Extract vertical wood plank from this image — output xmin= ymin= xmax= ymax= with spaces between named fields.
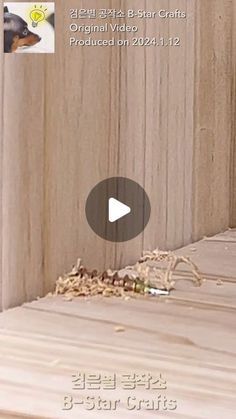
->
xmin=1 ymin=1 xmax=45 ymax=308
xmin=117 ymin=0 xmax=196 ymax=267
xmin=165 ymin=0 xmax=195 ymax=249
xmin=193 ymin=0 xmax=233 ymax=240
xmin=0 ymin=0 xmax=3 ymax=310
xmin=230 ymin=0 xmax=236 ymax=226
xmin=44 ymin=0 xmax=119 ymax=289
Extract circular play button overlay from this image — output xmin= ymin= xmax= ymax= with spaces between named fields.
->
xmin=85 ymin=177 xmax=151 ymax=242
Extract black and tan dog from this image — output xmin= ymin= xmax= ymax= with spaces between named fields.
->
xmin=4 ymin=6 xmax=41 ymax=53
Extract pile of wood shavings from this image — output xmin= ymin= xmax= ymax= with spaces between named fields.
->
xmin=54 ymin=249 xmax=203 ymax=301
xmin=137 ymin=249 xmax=203 ymax=290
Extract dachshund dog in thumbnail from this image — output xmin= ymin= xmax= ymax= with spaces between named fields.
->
xmin=4 ymin=6 xmax=41 ymax=53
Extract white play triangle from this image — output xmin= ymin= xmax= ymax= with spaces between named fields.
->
xmin=108 ymin=198 xmax=131 ymax=223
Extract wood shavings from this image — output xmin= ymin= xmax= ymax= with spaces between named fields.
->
xmin=53 ymin=250 xmax=203 ymax=299
xmin=137 ymin=250 xmax=203 ymax=291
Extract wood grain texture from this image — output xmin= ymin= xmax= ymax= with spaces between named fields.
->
xmin=43 ymin=0 xmax=119 ymax=293
xmin=43 ymin=0 xmax=197 ymax=290
xmin=0 ymin=4 xmax=3 ymax=311
xmin=0 ymin=0 xmax=235 ymax=308
xmin=0 ymin=0 xmax=46 ymax=310
xmin=230 ymin=0 xmax=236 ymax=226
xmin=0 ymin=234 xmax=236 ymax=417
xmin=193 ymin=0 xmax=233 ymax=239
xmin=0 ymin=280 xmax=235 ymax=418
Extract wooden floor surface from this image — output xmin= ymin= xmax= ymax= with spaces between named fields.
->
xmin=0 ymin=231 xmax=235 ymax=418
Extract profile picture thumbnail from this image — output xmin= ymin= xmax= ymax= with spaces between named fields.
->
xmin=3 ymin=2 xmax=55 ymax=53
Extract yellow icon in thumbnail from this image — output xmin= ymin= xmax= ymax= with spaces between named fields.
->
xmin=30 ymin=5 xmax=47 ymax=27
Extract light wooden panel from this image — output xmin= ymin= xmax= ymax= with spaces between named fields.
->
xmin=230 ymin=0 xmax=236 ymax=226
xmin=0 ymin=4 xmax=3 ymax=311
xmin=43 ymin=0 xmax=119 ymax=293
xmin=0 ymin=266 xmax=236 ymax=418
xmin=1 ymin=0 xmax=45 ymax=309
xmin=193 ymin=0 xmax=233 ymax=239
xmin=116 ymin=0 xmax=195 ymax=268
xmin=44 ymin=0 xmax=197 ymax=287
xmin=0 ymin=0 xmax=235 ymax=308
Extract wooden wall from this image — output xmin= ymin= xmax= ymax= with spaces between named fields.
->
xmin=0 ymin=0 xmax=235 ymax=309
xmin=193 ymin=0 xmax=233 ymax=238
xmin=230 ymin=0 xmax=236 ymax=226
xmin=0 ymin=4 xmax=3 ymax=308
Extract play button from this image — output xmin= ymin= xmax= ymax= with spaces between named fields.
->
xmin=85 ymin=177 xmax=151 ymax=242
xmin=108 ymin=198 xmax=131 ymax=222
